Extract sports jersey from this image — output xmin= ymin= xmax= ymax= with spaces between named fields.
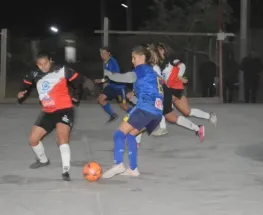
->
xmin=104 ymin=64 xmax=164 ymax=115
xmin=161 ymin=59 xmax=186 ymax=89
xmin=153 ymin=65 xmax=162 ymax=77
xmin=104 ymin=57 xmax=125 ymax=89
xmin=21 ymin=64 xmax=83 ymax=113
xmin=133 ymin=64 xmax=163 ymax=115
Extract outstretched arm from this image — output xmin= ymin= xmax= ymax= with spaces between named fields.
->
xmin=103 ymin=70 xmax=137 ymax=83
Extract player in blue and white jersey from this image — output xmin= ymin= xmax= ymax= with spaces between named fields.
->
xmin=102 ymin=45 xmax=164 ymax=178
xmin=95 ymin=47 xmax=132 ymax=123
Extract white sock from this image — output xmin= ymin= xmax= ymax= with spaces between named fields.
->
xmin=190 ymin=109 xmax=210 ymax=120
xmin=159 ymin=116 xmax=167 ymax=129
xmin=59 ymin=144 xmax=71 ymax=173
xmin=177 ymin=116 xmax=199 ymax=131
xmin=136 ymin=133 xmax=142 ymax=144
xmin=32 ymin=141 xmax=48 ymax=163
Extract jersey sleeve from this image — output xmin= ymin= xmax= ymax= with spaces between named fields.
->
xmin=65 ymin=66 xmax=79 ymax=82
xmin=104 ymin=70 xmax=137 ymax=83
xmin=153 ymin=65 xmax=162 ymax=77
xmin=65 ymin=66 xmax=83 ymax=100
xmin=177 ymin=63 xmax=186 ymax=77
xmin=18 ymin=71 xmax=35 ymax=104
xmin=21 ymin=71 xmax=35 ymax=91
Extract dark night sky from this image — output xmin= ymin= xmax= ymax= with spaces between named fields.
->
xmin=0 ymin=0 xmax=262 ymax=37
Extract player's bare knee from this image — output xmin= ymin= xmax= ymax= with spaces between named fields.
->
xmin=165 ymin=112 xmax=178 ymax=123
xmin=29 ymin=134 xmax=41 ymax=147
xmin=98 ymin=94 xmax=107 ymax=105
xmin=56 ymin=133 xmax=69 ymax=145
xmin=29 ymin=126 xmax=46 ymax=146
xmin=182 ymin=109 xmax=191 ymax=117
xmin=129 ymin=129 xmax=139 ymax=136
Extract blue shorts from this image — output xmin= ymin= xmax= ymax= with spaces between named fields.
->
xmin=124 ymin=108 xmax=162 ymax=134
xmin=102 ymin=85 xmax=126 ymax=103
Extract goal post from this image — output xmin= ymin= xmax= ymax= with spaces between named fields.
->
xmin=95 ymin=17 xmax=235 ymax=102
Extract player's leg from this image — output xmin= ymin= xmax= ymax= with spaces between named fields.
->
xmin=122 ymin=113 xmax=161 ymax=177
xmin=98 ymin=85 xmax=118 ymax=122
xmin=174 ymin=95 xmax=217 ymax=127
xmin=29 ymin=112 xmax=54 ymax=169
xmin=55 ymin=108 xmax=74 ymax=181
xmin=103 ymin=108 xmax=152 ymax=179
xmin=151 ymin=85 xmax=169 ymax=136
xmin=151 ymin=115 xmax=168 ymax=136
xmin=120 ymin=128 xmax=141 ymax=176
xmin=118 ymin=88 xmax=133 ymax=113
xmin=102 ymin=120 xmax=134 ymax=179
xmin=164 ymin=90 xmax=205 ymax=142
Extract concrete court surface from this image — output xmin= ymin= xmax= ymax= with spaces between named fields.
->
xmin=0 ymin=103 xmax=263 ymax=215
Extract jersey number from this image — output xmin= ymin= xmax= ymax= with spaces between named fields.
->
xmin=157 ymin=77 xmax=164 ymax=95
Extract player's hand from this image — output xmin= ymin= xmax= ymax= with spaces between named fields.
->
xmin=72 ymin=97 xmax=80 ymax=106
xmin=126 ymin=91 xmax=134 ymax=100
xmin=94 ymin=79 xmax=103 ymax=84
xmin=17 ymin=90 xmax=27 ymax=99
xmin=72 ymin=98 xmax=78 ymax=103
xmin=182 ymin=78 xmax=188 ymax=84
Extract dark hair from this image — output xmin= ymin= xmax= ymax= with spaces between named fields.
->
xmin=36 ymin=51 xmax=52 ymax=61
xmin=100 ymin=46 xmax=111 ymax=53
xmin=157 ymin=42 xmax=176 ymax=59
xmin=132 ymin=45 xmax=151 ymax=63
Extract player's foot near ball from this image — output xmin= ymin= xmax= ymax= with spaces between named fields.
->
xmin=120 ymin=168 xmax=140 ymax=177
xmin=29 ymin=159 xmax=50 ymax=169
xmin=62 ymin=172 xmax=70 ymax=181
xmin=196 ymin=125 xmax=205 ymax=143
xmin=209 ymin=112 xmax=217 ymax=128
xmin=102 ymin=163 xmax=125 ymax=179
xmin=107 ymin=113 xmax=119 ymax=123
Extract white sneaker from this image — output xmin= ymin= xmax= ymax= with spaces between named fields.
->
xmin=136 ymin=133 xmax=142 ymax=144
xmin=209 ymin=112 xmax=217 ymax=128
xmin=102 ymin=163 xmax=126 ymax=179
xmin=120 ymin=168 xmax=140 ymax=177
xmin=151 ymin=128 xmax=168 ymax=136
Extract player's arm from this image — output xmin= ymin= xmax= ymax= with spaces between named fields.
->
xmin=94 ymin=58 xmax=121 ymax=84
xmin=177 ymin=63 xmax=188 ymax=84
xmin=65 ymin=67 xmax=83 ymax=104
xmin=102 ymin=70 xmax=137 ymax=83
xmin=17 ymin=72 xmax=34 ymax=104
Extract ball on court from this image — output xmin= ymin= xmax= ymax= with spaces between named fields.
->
xmin=83 ymin=162 xmax=102 ymax=182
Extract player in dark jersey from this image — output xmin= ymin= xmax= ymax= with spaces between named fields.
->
xmin=17 ymin=52 xmax=83 ymax=181
xmin=102 ymin=45 xmax=164 ymax=178
xmin=95 ymin=47 xmax=133 ymax=123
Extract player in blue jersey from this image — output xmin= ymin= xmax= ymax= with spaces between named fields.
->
xmin=102 ymin=45 xmax=164 ymax=178
xmin=95 ymin=47 xmax=132 ymax=123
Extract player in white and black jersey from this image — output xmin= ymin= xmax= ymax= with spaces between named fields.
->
xmin=17 ymin=52 xmax=83 ymax=181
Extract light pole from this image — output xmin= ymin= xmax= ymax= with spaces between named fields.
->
xmin=239 ymin=0 xmax=249 ymax=101
xmin=121 ymin=0 xmax=132 ymax=30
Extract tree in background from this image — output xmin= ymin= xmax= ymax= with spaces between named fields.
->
xmin=141 ymin=0 xmax=235 ymax=52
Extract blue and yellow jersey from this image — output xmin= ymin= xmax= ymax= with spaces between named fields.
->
xmin=133 ymin=64 xmax=164 ymax=115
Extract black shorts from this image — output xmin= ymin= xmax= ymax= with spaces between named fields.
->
xmin=163 ymin=85 xmax=184 ymax=115
xmin=35 ymin=108 xmax=74 ymax=133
